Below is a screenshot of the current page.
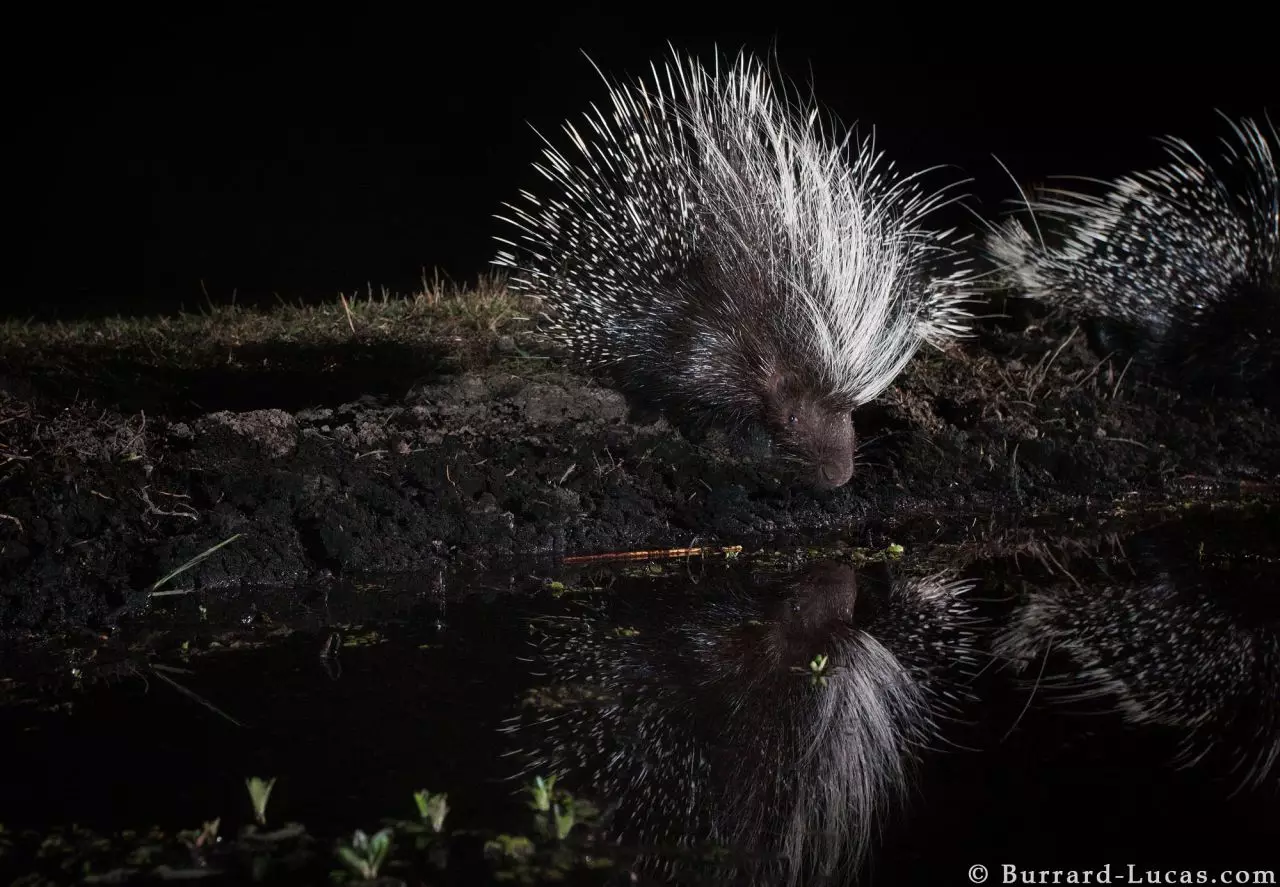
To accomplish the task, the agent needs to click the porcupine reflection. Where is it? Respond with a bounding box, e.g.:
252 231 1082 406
503 561 983 884
993 513 1280 793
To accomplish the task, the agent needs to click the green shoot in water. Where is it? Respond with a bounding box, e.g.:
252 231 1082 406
413 790 449 833
335 828 393 880
526 775 556 812
245 777 276 826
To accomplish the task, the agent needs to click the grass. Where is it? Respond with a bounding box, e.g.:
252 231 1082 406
0 270 539 375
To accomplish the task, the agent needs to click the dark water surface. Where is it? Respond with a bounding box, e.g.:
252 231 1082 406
2 506 1278 884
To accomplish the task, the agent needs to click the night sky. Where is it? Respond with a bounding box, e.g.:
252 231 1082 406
10 7 1276 321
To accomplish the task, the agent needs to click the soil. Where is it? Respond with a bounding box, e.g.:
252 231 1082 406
2 289 1277 638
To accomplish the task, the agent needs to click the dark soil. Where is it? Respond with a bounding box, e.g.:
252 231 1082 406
2 288 1277 638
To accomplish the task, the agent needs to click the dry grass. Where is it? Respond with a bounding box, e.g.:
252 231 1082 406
0 271 538 364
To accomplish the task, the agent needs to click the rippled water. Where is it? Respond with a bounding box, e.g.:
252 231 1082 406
2 505 1277 884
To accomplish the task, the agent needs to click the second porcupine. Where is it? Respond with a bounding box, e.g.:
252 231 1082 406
492 48 977 490
985 113 1279 403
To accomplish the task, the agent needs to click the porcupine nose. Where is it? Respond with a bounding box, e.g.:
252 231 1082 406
819 460 854 490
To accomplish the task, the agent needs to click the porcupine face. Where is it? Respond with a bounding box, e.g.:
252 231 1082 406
761 369 856 490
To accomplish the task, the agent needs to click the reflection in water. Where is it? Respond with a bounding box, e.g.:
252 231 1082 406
994 515 1280 793
503 562 984 884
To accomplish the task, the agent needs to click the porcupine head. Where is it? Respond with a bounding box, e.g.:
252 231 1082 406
676 272 864 492
766 366 856 490
675 214 956 493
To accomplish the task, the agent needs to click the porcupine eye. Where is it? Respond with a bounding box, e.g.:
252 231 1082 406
788 414 798 424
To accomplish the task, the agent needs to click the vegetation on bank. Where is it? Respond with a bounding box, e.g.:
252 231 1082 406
1 773 629 886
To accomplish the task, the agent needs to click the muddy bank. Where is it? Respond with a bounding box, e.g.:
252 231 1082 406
1 287 1277 636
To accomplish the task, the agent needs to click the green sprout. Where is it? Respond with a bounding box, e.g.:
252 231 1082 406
524 775 583 842
885 543 905 560
245 777 276 826
526 775 557 813
335 828 393 880
552 802 575 841
809 653 830 687
413 790 449 833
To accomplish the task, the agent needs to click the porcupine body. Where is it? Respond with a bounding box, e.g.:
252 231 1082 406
986 114 1279 405
493 49 976 490
502 562 984 885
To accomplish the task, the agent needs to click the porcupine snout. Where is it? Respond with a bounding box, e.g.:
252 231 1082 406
800 409 854 491
763 370 856 490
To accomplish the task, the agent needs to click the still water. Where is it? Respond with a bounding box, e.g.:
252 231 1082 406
2 506 1277 884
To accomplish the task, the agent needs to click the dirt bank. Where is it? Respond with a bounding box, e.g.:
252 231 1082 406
2 281 1277 637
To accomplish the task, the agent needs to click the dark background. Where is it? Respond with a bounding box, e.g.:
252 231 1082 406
9 5 1276 320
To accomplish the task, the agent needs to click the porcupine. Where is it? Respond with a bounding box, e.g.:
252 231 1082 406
985 113 1279 405
492 48 977 490
502 562 984 885
992 513 1280 795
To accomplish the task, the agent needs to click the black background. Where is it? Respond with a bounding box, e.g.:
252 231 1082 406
9 5 1276 319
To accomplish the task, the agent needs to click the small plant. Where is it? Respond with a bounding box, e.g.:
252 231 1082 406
808 653 830 687
551 801 575 841
335 828 393 880
413 790 449 833
526 775 557 813
524 775 589 842
245 777 277 826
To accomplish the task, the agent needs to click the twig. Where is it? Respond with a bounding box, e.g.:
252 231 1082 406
562 545 742 566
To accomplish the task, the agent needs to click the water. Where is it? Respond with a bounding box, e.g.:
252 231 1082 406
2 505 1277 884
